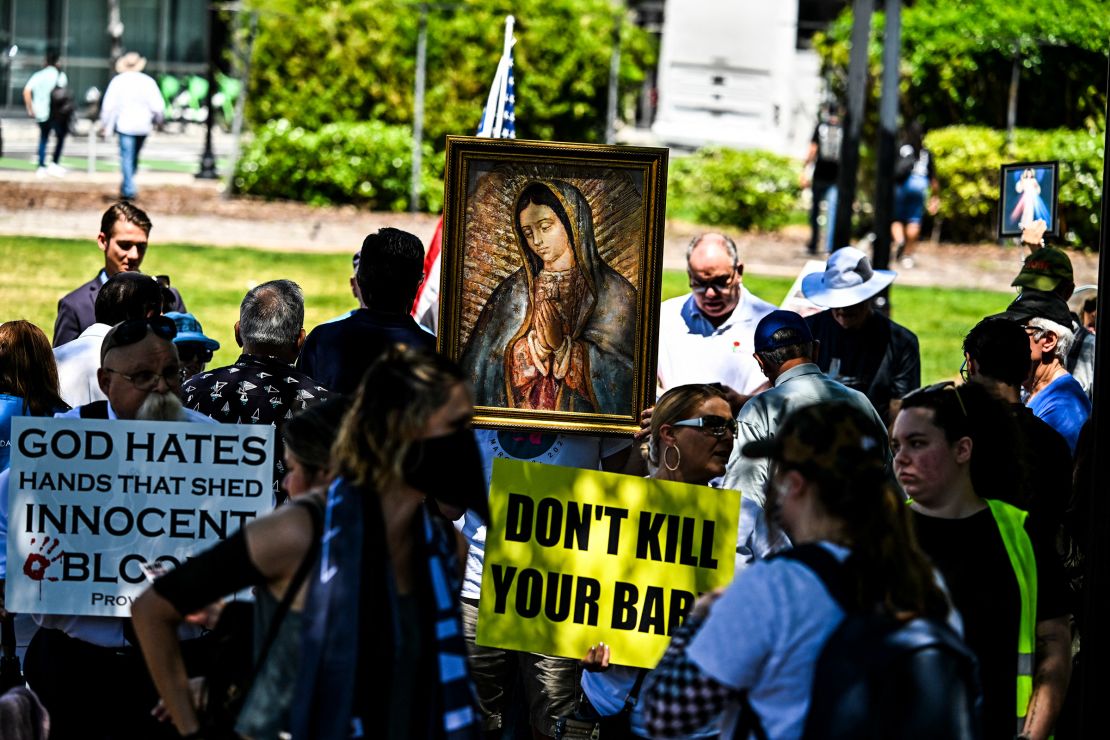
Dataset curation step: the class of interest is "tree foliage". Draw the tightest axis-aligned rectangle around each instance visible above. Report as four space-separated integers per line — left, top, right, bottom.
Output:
245 0 656 147
668 148 801 231
924 126 1104 248
814 0 1109 131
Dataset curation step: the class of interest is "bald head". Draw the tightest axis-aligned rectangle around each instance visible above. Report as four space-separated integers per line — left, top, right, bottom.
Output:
687 233 743 323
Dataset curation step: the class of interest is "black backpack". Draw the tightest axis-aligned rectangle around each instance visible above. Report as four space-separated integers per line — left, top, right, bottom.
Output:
50 85 76 122
735 544 982 740
894 145 918 184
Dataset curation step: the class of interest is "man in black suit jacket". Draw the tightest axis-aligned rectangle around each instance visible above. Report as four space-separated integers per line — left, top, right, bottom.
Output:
53 201 186 346
297 228 434 394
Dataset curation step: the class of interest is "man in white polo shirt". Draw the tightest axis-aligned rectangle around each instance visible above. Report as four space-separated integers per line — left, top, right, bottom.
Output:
657 233 777 397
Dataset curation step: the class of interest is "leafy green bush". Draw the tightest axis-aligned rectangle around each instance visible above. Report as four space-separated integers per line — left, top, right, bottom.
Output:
925 126 1103 247
233 119 445 211
667 148 801 231
246 0 656 147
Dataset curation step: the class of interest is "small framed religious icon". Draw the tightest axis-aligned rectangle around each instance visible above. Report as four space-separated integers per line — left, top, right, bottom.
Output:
998 161 1059 238
438 136 668 435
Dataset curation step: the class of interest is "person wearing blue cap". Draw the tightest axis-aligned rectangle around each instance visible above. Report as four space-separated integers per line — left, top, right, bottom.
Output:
721 309 888 509
164 311 220 380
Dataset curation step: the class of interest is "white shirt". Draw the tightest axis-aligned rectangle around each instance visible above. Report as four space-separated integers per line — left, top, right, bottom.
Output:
657 289 777 395
98 71 164 136
54 323 111 408
0 403 214 647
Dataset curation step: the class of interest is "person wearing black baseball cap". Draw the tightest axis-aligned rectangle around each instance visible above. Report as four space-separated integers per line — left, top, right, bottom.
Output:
993 291 1090 454
721 310 888 508
1011 247 1094 398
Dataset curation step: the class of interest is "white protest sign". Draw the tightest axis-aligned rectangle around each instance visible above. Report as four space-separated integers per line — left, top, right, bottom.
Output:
5 417 273 617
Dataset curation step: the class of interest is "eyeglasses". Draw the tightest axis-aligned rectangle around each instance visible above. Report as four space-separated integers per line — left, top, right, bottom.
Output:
688 269 738 295
959 357 969 382
1021 324 1046 339
177 344 214 363
103 316 178 357
103 366 183 391
902 381 968 417
671 415 738 439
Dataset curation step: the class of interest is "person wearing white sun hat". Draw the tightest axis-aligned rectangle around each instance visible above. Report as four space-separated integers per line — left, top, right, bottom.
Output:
98 51 164 200
801 246 920 424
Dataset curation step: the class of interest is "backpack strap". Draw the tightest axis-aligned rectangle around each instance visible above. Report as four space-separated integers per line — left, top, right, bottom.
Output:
776 543 850 610
617 668 649 715
733 691 770 740
249 496 325 683
79 400 110 419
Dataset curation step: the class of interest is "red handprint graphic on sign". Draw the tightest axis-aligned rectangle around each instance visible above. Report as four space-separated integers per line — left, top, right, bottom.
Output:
23 536 64 596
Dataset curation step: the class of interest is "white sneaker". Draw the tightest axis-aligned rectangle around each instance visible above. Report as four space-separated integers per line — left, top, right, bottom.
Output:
47 162 66 177
35 166 48 178
900 256 916 269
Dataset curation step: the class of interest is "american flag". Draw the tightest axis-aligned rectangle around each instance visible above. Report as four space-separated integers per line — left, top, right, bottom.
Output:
413 15 517 330
476 15 516 140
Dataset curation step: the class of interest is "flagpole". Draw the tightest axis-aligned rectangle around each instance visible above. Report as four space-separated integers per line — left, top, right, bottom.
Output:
410 2 429 212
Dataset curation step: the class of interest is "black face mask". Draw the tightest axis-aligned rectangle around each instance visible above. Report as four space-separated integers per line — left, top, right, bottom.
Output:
402 427 489 525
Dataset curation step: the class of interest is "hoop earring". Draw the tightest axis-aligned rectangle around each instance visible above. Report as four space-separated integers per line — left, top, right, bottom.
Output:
663 444 681 472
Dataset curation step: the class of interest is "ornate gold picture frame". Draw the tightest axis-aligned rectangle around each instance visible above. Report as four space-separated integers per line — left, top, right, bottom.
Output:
438 136 668 435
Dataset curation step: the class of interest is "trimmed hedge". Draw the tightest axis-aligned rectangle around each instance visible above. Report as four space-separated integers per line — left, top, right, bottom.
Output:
668 147 801 231
233 119 445 211
925 126 1103 247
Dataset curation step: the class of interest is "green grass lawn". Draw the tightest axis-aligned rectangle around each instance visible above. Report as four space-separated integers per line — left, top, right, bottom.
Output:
2 235 1010 384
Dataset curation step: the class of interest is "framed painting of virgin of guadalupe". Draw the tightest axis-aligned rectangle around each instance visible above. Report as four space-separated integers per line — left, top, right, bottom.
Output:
438 136 668 435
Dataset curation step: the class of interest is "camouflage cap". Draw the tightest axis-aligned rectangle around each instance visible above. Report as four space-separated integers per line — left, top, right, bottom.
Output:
742 402 886 481
1012 246 1073 293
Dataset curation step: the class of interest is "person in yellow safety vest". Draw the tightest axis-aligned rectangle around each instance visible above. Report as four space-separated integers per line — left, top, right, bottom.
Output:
891 381 1071 740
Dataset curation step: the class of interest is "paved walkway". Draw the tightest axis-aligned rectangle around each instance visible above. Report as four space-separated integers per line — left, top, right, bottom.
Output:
0 168 1099 292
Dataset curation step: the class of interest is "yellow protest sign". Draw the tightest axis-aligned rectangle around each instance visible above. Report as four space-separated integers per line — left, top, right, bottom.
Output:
477 458 739 669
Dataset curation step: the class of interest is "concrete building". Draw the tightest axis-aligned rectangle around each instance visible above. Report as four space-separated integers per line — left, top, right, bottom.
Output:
0 0 211 114
649 0 846 156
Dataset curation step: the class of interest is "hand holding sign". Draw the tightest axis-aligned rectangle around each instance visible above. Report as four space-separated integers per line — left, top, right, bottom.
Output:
477 459 740 669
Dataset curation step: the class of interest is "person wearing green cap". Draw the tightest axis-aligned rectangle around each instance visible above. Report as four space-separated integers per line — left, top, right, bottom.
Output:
1012 246 1094 400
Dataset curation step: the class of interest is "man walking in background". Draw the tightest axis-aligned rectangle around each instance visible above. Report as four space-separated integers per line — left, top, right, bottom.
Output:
98 51 164 201
22 50 70 177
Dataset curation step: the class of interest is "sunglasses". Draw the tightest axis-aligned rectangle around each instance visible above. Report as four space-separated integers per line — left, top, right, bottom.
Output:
688 269 738 295
671 414 738 439
177 344 214 363
103 316 178 356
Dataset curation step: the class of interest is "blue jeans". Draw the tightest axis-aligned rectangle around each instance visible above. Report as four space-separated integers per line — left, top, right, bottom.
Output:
118 133 147 198
37 119 67 166
808 180 838 253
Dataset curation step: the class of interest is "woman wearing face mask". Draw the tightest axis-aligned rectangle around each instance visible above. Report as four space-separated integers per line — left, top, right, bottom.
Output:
636 402 956 739
892 382 1071 740
132 396 350 739
291 345 487 740
575 384 770 737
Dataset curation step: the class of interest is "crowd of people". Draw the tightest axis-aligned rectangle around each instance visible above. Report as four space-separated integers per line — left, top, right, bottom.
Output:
0 198 1097 740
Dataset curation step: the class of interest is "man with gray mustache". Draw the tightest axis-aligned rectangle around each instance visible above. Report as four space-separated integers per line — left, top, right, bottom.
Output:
6 316 216 740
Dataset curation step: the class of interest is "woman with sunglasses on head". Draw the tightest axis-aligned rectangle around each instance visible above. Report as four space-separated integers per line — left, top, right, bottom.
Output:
576 384 770 737
893 381 1071 740
637 401 961 739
